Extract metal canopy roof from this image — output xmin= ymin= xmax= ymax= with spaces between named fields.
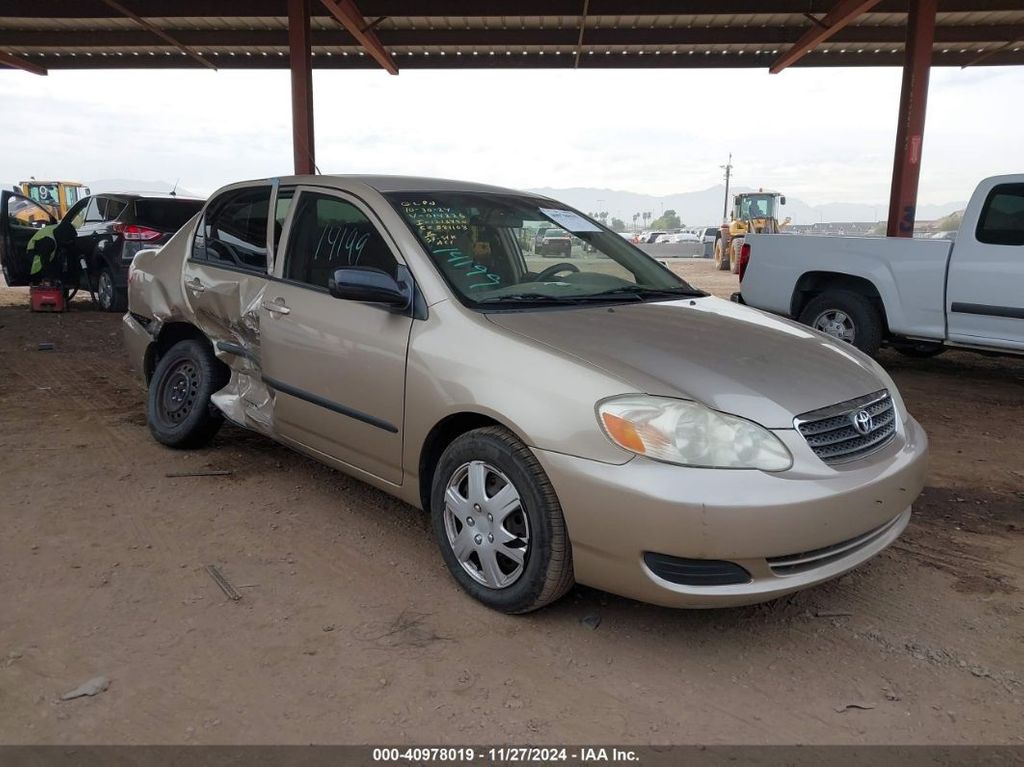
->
xmin=2 ymin=1 xmax=1022 ymax=73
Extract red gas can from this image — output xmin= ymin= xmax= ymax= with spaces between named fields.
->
xmin=30 ymin=285 xmax=66 ymax=313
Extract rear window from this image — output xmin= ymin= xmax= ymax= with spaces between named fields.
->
xmin=976 ymin=183 xmax=1024 ymax=247
xmin=134 ymin=199 xmax=204 ymax=232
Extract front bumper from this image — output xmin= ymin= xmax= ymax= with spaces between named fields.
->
xmin=534 ymin=415 xmax=928 ymax=608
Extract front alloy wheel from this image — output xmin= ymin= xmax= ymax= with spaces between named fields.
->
xmin=430 ymin=426 xmax=574 ymax=613
xmin=443 ymin=461 xmax=530 ymax=589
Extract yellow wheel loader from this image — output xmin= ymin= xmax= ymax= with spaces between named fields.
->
xmin=714 ymin=190 xmax=790 ymax=273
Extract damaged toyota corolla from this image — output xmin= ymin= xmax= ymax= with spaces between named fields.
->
xmin=123 ymin=176 xmax=928 ymax=613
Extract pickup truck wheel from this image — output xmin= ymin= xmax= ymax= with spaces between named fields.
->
xmin=800 ymin=291 xmax=883 ymax=357
xmin=713 ymin=239 xmax=730 ymax=271
xmin=147 ymin=339 xmax=229 ymax=449
xmin=430 ymin=426 xmax=574 ymax=613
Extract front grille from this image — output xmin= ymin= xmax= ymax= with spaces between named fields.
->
xmin=795 ymin=390 xmax=896 ymax=465
xmin=767 ymin=514 xmax=903 ymax=576
xmin=643 ymin=552 xmax=751 ymax=586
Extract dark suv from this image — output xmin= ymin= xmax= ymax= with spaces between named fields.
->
xmin=66 ymin=193 xmax=204 ymax=311
xmin=1 ymin=190 xmax=203 ymax=311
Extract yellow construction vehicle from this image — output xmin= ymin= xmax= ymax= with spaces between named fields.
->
xmin=714 ymin=189 xmax=790 ymax=273
xmin=18 ymin=179 xmax=91 ymax=220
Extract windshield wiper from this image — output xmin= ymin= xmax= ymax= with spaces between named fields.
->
xmin=479 ymin=292 xmax=593 ymax=305
xmin=583 ymin=285 xmax=707 ymax=300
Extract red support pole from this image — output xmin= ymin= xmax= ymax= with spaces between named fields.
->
xmin=289 ymin=0 xmax=315 ymax=175
xmin=886 ymin=0 xmax=936 ymax=237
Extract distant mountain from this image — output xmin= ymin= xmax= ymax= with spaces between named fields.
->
xmin=528 ymin=185 xmax=966 ymax=226
xmin=87 ymin=178 xmax=203 ymax=198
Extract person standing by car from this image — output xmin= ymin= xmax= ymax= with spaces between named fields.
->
xmin=27 ymin=219 xmax=79 ymax=286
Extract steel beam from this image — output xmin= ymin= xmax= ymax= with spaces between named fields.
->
xmin=887 ymin=0 xmax=937 ymax=237
xmin=319 ymin=0 xmax=398 ymax=74
xmin=98 ymin=0 xmax=215 ymax=70
xmin=0 ymin=50 xmax=47 ymax=75
xmin=770 ymin=0 xmax=884 ymax=73
xmin=1 ymin=25 xmax=1021 ymax=49
xmin=7 ymin=0 xmax=1020 ymax=16
xmin=289 ymin=0 xmax=316 ymax=175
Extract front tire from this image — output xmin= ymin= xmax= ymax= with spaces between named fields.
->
xmin=799 ymin=290 xmax=884 ymax=357
xmin=147 ymin=339 xmax=229 ymax=449
xmin=430 ymin=426 xmax=574 ymax=613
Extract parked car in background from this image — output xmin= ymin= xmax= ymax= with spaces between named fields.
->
xmin=0 ymin=190 xmax=204 ymax=311
xmin=122 ymin=174 xmax=927 ymax=614
xmin=697 ymin=226 xmax=721 ymax=258
xmin=638 ymin=230 xmax=667 ymax=244
xmin=736 ymin=175 xmax=1024 ymax=358
xmin=662 ymin=232 xmax=700 ymax=244
xmin=536 ymin=227 xmax=573 ymax=257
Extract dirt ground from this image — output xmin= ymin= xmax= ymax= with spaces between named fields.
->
xmin=0 ymin=260 xmax=1021 ymax=745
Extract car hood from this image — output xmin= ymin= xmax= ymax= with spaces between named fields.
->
xmin=486 ymin=296 xmax=886 ymax=428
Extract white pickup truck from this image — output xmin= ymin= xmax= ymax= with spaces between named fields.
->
xmin=736 ymin=175 xmax=1024 ymax=358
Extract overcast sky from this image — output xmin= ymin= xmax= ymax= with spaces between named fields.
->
xmin=1 ymin=64 xmax=1020 ymax=205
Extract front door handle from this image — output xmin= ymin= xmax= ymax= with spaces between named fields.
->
xmin=186 ymin=277 xmax=206 ymax=294
xmin=262 ymin=299 xmax=291 ymax=315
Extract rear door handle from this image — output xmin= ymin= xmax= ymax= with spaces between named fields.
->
xmin=262 ymin=299 xmax=291 ymax=315
xmin=186 ymin=277 xmax=205 ymax=293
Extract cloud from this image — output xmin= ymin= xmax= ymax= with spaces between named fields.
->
xmin=0 ymin=65 xmax=1020 ymax=204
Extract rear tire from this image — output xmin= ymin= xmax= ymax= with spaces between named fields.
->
xmin=799 ymin=290 xmax=884 ymax=357
xmin=96 ymin=265 xmax=127 ymax=313
xmin=430 ymin=426 xmax=574 ymax=613
xmin=147 ymin=339 xmax=229 ymax=449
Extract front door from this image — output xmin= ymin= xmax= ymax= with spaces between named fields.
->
xmin=946 ymin=180 xmax=1024 ymax=349
xmin=0 ymin=191 xmax=57 ymax=286
xmin=260 ymin=187 xmax=413 ymax=486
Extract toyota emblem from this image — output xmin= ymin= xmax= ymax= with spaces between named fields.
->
xmin=851 ymin=409 xmax=874 ymax=435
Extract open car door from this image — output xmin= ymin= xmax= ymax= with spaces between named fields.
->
xmin=1 ymin=190 xmax=58 ymax=287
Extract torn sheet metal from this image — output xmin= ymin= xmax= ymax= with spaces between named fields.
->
xmin=127 ymin=218 xmax=277 ymax=436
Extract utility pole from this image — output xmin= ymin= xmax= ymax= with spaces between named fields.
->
xmin=720 ymin=152 xmax=733 ymax=224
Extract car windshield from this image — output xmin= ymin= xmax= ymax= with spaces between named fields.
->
xmin=386 ymin=191 xmax=703 ymax=309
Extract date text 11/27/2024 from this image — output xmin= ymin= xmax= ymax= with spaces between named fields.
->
xmin=372 ymin=747 xmax=640 ymax=763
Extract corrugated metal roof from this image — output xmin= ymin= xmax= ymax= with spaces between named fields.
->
xmin=1 ymin=1 xmax=1022 ymax=72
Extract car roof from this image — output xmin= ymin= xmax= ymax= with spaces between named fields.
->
xmin=93 ymin=192 xmax=204 ymax=201
xmin=233 ymin=174 xmax=549 ymax=199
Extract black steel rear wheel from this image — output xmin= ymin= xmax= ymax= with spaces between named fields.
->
xmin=147 ymin=339 xmax=229 ymax=449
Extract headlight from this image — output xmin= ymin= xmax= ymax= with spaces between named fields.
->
xmin=597 ymin=395 xmax=792 ymax=471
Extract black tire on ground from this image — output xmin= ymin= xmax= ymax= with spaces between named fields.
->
xmin=147 ymin=339 xmax=230 ymax=449
xmin=713 ymin=238 xmax=730 ymax=271
xmin=729 ymin=237 xmax=744 ymax=275
xmin=894 ymin=341 xmax=946 ymax=358
xmin=799 ymin=290 xmax=885 ymax=357
xmin=96 ymin=265 xmax=127 ymax=312
xmin=430 ymin=426 xmax=574 ymax=613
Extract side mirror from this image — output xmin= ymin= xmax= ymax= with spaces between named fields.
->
xmin=328 ymin=266 xmax=412 ymax=311
xmin=780 ymin=196 xmax=787 ymax=205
